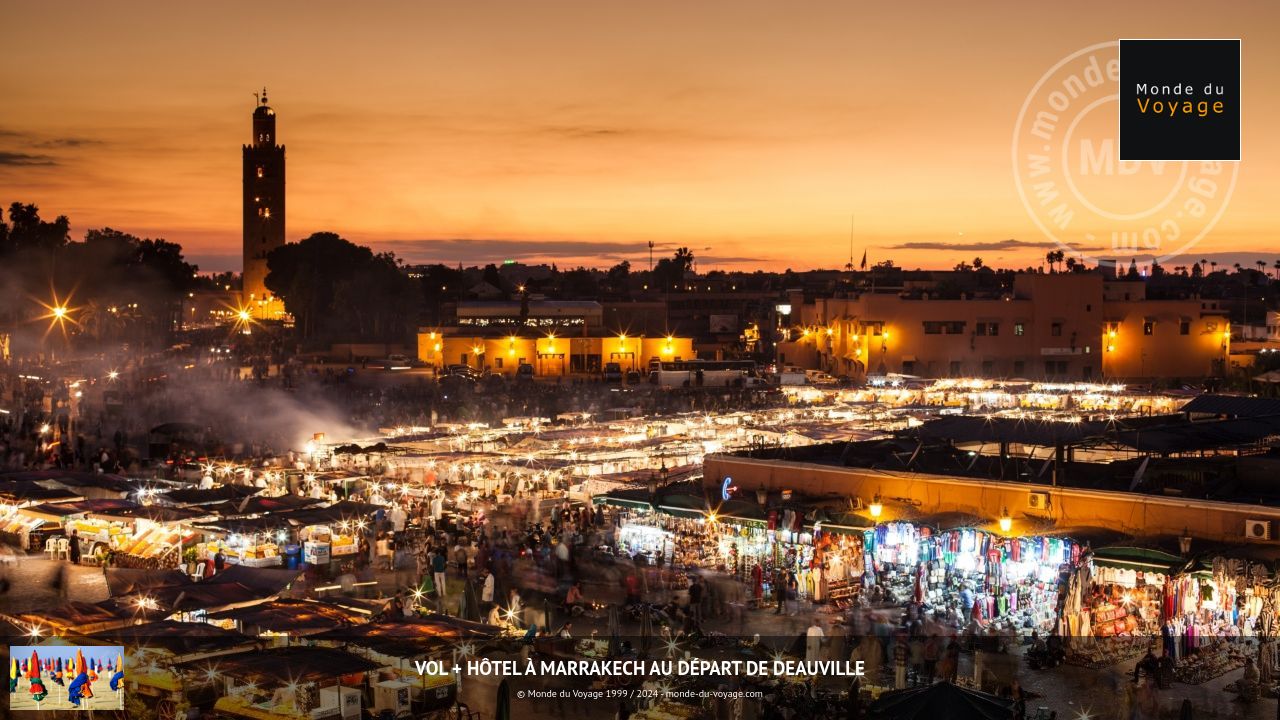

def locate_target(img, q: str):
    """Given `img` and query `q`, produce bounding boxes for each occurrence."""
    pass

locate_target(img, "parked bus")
[647,359,763,388]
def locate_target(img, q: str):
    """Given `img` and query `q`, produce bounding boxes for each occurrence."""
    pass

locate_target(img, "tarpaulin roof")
[207,494,323,517]
[90,621,255,655]
[0,481,82,504]
[175,646,381,685]
[105,568,192,598]
[868,681,1013,720]
[107,565,302,613]
[89,505,211,523]
[313,614,503,658]
[910,415,1107,447]
[24,498,140,519]
[3,601,135,634]
[0,470,134,492]
[1180,394,1280,418]
[1111,415,1280,453]
[205,599,367,634]
[156,485,258,506]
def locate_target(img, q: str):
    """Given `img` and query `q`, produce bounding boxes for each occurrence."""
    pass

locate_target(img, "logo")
[1012,41,1238,265]
[721,476,735,501]
[1119,39,1241,161]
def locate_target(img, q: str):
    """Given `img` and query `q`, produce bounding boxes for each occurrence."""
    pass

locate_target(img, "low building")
[416,330,694,376]
[778,272,1229,381]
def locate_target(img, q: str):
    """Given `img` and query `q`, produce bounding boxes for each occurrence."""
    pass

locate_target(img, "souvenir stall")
[863,522,1076,637]
[1160,556,1273,684]
[87,506,208,570]
[1058,547,1175,668]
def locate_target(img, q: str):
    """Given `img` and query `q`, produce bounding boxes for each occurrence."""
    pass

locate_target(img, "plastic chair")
[192,563,206,580]
[44,537,58,559]
[56,537,70,561]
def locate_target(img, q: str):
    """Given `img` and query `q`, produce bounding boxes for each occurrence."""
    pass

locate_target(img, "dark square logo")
[1119,39,1240,161]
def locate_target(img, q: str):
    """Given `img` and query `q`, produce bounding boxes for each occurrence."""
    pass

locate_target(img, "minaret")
[242,87,286,316]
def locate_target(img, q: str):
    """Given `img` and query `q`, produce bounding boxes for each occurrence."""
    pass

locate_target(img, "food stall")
[179,646,379,720]
[312,614,504,715]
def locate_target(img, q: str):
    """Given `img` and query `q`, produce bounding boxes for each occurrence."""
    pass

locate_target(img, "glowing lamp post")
[998,508,1013,534]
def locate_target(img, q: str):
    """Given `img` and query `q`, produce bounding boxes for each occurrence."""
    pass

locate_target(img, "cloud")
[0,151,56,166]
[884,238,1107,253]
[368,238,762,267]
[34,137,103,149]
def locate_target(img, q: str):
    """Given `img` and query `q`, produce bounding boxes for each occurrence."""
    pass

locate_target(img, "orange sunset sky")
[1,1,1276,273]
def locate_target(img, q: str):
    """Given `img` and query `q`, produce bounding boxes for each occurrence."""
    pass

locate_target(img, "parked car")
[602,362,623,383]
[516,363,535,382]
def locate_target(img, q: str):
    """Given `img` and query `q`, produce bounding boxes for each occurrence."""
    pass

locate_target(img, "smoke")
[109,359,370,455]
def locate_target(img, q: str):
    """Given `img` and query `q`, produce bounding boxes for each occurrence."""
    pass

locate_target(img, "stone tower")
[242,87,286,317]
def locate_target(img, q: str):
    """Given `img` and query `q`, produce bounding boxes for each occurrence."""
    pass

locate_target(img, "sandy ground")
[9,676,124,711]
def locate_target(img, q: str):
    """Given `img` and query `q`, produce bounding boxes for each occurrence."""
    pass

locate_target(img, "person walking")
[432,548,449,600]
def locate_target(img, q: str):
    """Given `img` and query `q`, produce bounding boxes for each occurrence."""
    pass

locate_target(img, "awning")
[1090,546,1182,572]
[175,646,381,685]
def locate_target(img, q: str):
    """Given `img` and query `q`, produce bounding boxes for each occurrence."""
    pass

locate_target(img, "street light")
[868,493,883,519]
[999,508,1013,533]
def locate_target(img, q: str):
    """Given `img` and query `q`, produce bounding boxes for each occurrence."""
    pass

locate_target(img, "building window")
[1014,323,1025,336]
[902,361,916,375]
[949,360,961,375]
[1085,304,1092,312]
[1179,319,1190,335]
[1013,360,1025,376]
[923,322,942,335]
[494,358,504,369]
[1143,321,1154,336]
[981,360,994,375]
[975,322,999,337]
[1051,322,1063,337]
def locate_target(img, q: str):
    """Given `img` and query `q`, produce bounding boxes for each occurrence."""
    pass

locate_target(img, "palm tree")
[1273,260,1280,280]
[1256,260,1267,274]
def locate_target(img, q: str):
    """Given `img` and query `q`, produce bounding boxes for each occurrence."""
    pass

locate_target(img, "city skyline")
[2,1,1279,273]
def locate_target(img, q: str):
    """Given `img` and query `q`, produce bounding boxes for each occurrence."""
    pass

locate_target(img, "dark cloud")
[542,126,629,139]
[370,238,761,267]
[885,238,1109,253]
[34,137,102,149]
[0,151,56,166]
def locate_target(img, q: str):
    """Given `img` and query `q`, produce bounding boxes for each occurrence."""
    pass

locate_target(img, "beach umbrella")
[68,650,92,707]
[28,650,47,704]
[495,678,512,720]
[9,657,17,692]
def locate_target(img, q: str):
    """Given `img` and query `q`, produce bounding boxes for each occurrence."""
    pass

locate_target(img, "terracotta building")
[778,273,1229,381]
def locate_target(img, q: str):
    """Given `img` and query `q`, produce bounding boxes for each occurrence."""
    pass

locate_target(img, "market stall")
[313,614,504,715]
[863,522,1076,637]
